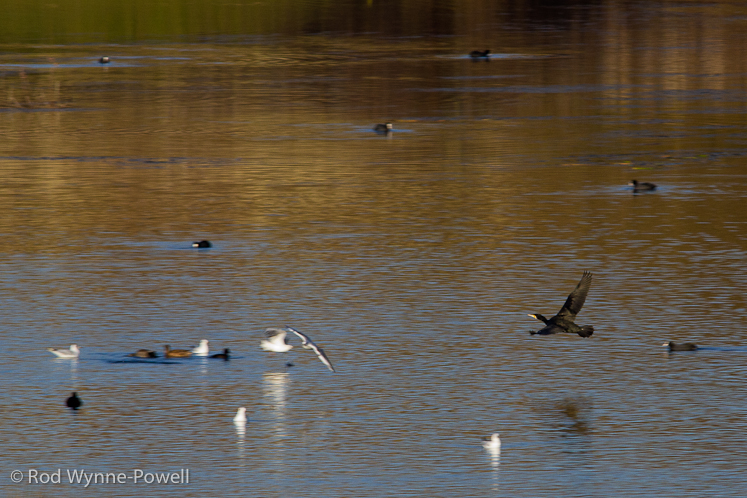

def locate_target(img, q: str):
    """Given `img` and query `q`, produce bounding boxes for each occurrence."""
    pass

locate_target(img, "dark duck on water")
[628,180,657,191]
[469,49,490,58]
[528,271,595,338]
[66,392,82,410]
[663,341,697,352]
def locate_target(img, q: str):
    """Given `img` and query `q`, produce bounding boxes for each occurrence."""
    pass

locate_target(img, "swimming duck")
[47,344,80,359]
[99,56,110,64]
[210,348,231,360]
[129,349,158,358]
[66,392,82,410]
[663,341,698,352]
[628,180,657,191]
[373,123,393,133]
[469,50,490,58]
[192,240,212,248]
[164,345,192,358]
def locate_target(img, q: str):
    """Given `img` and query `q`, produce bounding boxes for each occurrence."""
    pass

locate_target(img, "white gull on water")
[233,407,247,423]
[47,344,80,359]
[191,339,209,356]
[482,433,501,451]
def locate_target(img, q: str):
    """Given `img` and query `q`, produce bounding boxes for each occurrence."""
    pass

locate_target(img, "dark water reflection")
[2,1,747,497]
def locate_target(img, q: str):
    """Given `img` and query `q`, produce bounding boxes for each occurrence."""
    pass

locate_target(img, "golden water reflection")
[2,2,747,497]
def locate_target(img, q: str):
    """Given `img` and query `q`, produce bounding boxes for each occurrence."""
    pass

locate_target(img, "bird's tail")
[577,326,594,338]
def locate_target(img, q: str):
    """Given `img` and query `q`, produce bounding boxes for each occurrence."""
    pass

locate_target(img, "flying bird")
[285,326,336,373]
[47,344,80,359]
[528,271,594,338]
[260,328,294,353]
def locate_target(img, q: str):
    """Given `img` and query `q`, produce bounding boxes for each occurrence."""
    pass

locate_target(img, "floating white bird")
[191,339,209,356]
[260,328,293,353]
[47,344,80,359]
[482,433,501,451]
[285,326,336,373]
[233,407,247,423]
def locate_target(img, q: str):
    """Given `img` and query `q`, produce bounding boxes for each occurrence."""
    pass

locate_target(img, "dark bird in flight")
[528,271,594,338]
[628,180,657,191]
[66,392,82,410]
[663,341,697,352]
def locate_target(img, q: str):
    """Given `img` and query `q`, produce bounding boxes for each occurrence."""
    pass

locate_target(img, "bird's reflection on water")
[234,419,246,461]
[556,398,592,437]
[263,372,290,437]
[484,444,500,491]
[52,357,79,390]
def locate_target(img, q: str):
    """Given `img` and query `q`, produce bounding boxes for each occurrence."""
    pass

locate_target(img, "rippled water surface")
[2,1,747,496]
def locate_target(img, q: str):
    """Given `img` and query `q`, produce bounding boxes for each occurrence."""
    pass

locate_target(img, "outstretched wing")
[309,345,336,372]
[286,326,311,347]
[531,323,566,335]
[556,271,593,319]
[286,326,336,373]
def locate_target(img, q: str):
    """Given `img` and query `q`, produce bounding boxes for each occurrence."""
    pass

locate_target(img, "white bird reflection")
[482,433,501,491]
[233,412,246,460]
[263,372,289,409]
[262,372,290,439]
[51,355,79,385]
[485,445,501,469]
[69,357,79,381]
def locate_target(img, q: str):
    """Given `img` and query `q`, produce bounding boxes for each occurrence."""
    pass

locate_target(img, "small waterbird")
[47,344,80,359]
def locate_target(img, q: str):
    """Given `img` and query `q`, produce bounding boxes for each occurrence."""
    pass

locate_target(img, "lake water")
[2,0,747,496]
